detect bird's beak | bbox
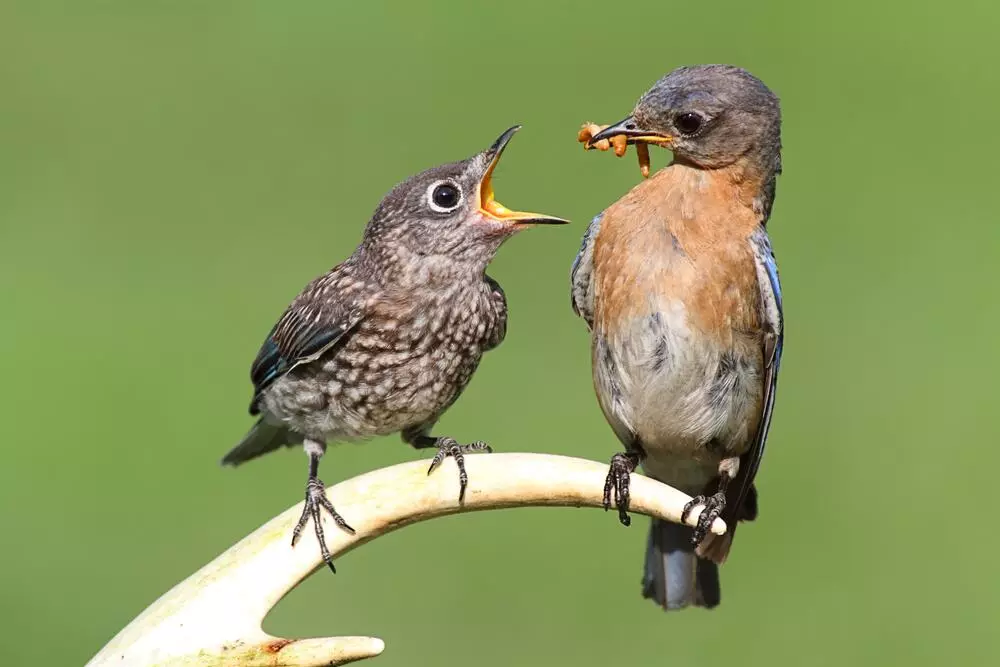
[478,126,569,226]
[586,115,673,148]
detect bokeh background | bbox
[3,1,999,665]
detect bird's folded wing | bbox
[249,269,369,413]
[731,226,784,515]
[569,213,603,330]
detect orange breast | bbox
[593,163,763,345]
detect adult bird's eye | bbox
[675,112,703,135]
[429,182,462,212]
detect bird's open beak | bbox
[587,116,673,148]
[478,126,569,226]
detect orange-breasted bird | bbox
[571,65,784,609]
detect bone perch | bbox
[86,453,727,667]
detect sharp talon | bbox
[681,496,702,524]
[427,459,440,475]
[292,476,353,573]
[603,451,639,527]
[425,437,491,503]
[683,492,726,546]
[318,494,356,534]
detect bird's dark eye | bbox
[675,112,703,135]
[430,182,461,211]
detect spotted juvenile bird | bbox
[223,126,567,571]
[571,65,783,609]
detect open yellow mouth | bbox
[479,157,516,219]
[477,149,567,225]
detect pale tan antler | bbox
[87,453,726,667]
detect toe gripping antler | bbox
[86,453,726,667]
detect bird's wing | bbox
[731,226,784,515]
[482,273,508,351]
[249,267,368,414]
[570,213,603,330]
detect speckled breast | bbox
[266,282,506,441]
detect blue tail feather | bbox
[642,519,720,610]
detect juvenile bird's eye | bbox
[675,112,703,135]
[428,182,462,212]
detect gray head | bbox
[361,126,567,273]
[590,65,781,175]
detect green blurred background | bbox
[2,1,998,665]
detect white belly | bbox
[592,302,763,494]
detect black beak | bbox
[484,125,522,161]
[587,115,673,147]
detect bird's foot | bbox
[577,122,652,178]
[681,492,726,546]
[603,451,640,527]
[426,437,492,503]
[291,476,356,573]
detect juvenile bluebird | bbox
[223,126,567,571]
[571,65,783,609]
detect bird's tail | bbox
[221,418,300,466]
[642,519,721,610]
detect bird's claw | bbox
[681,491,726,546]
[577,122,652,178]
[426,437,492,503]
[603,451,640,527]
[292,476,355,573]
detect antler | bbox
[86,453,726,667]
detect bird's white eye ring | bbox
[427,181,463,213]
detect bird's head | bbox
[363,126,567,273]
[589,65,781,173]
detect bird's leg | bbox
[291,439,355,573]
[603,450,642,527]
[404,430,492,503]
[682,456,739,546]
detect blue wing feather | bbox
[249,323,342,407]
[732,227,784,515]
[248,271,367,414]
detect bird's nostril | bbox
[625,122,636,130]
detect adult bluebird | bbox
[223,126,567,571]
[571,65,783,609]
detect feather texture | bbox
[248,263,369,414]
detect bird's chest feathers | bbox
[593,164,763,343]
[284,281,504,439]
[365,281,504,370]
[587,165,766,468]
